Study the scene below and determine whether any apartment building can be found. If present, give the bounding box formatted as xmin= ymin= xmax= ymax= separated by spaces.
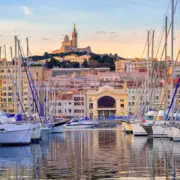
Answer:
xmin=49 ymin=91 xmax=86 ymax=117
xmin=0 ymin=60 xmax=29 ymax=113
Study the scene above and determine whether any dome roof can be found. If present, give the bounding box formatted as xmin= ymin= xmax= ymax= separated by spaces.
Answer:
xmin=64 ymin=35 xmax=69 ymax=42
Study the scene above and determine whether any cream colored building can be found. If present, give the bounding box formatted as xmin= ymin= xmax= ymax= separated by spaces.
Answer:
xmin=0 ymin=60 xmax=29 ymax=113
xmin=115 ymin=58 xmax=148 ymax=73
xmin=115 ymin=59 xmax=126 ymax=72
xmin=59 ymin=54 xmax=91 ymax=64
xmin=86 ymin=86 xmax=128 ymax=119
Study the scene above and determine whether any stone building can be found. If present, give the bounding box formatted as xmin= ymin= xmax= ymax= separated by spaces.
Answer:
xmin=52 ymin=24 xmax=92 ymax=54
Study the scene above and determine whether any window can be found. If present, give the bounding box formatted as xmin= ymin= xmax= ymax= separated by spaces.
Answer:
xmin=69 ymin=102 xmax=71 ymax=105
xmin=58 ymin=110 xmax=61 ymax=113
xmin=65 ymin=109 xmax=66 ymax=112
xmin=132 ymin=96 xmax=135 ymax=100
xmin=74 ymin=97 xmax=80 ymax=101
xmin=120 ymin=104 xmax=124 ymax=108
xmin=69 ymin=109 xmax=71 ymax=113
xmin=74 ymin=102 xmax=82 ymax=106
xmin=129 ymin=102 xmax=131 ymax=106
xmin=120 ymin=99 xmax=124 ymax=102
xmin=59 ymin=103 xmax=61 ymax=106
xmin=74 ymin=109 xmax=82 ymax=113
xmin=89 ymin=103 xmax=93 ymax=109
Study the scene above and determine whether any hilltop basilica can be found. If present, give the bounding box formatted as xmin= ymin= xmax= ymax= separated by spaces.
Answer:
xmin=52 ymin=24 xmax=92 ymax=54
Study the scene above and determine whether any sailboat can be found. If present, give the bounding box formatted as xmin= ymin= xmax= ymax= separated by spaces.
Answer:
xmin=0 ymin=114 xmax=33 ymax=145
xmin=0 ymin=42 xmax=33 ymax=145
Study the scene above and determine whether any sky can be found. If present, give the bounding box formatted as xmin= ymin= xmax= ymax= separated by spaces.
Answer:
xmin=0 ymin=0 xmax=179 ymax=58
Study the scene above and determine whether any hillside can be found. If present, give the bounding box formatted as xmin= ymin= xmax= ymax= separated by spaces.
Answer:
xmin=29 ymin=52 xmax=126 ymax=70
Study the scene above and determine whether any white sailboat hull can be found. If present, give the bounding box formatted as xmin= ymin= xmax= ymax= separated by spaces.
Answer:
xmin=31 ymin=124 xmax=42 ymax=142
xmin=0 ymin=124 xmax=32 ymax=145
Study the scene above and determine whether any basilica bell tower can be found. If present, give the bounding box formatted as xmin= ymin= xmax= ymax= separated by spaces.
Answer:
xmin=72 ymin=24 xmax=78 ymax=48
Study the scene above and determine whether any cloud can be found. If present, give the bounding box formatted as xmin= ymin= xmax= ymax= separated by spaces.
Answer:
xmin=41 ymin=37 xmax=51 ymax=41
xmin=93 ymin=31 xmax=117 ymax=36
xmin=93 ymin=31 xmax=108 ymax=35
xmin=22 ymin=6 xmax=31 ymax=16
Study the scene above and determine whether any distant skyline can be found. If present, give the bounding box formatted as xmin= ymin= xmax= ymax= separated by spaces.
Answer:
xmin=0 ymin=0 xmax=179 ymax=59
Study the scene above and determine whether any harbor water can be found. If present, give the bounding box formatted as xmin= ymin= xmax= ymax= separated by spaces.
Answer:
xmin=0 ymin=128 xmax=180 ymax=179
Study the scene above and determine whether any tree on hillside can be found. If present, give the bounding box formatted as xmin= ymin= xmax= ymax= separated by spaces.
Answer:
xmin=71 ymin=62 xmax=80 ymax=68
xmin=44 ymin=52 xmax=49 ymax=57
xmin=45 ymin=57 xmax=60 ymax=68
xmin=82 ymin=60 xmax=89 ymax=68
xmin=89 ymin=60 xmax=99 ymax=68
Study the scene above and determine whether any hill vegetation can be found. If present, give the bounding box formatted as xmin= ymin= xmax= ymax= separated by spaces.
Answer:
xmin=30 ymin=52 xmax=125 ymax=70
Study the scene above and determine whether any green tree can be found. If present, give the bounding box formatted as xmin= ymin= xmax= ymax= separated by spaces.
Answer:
xmin=71 ymin=62 xmax=80 ymax=68
xmin=82 ymin=60 xmax=89 ymax=68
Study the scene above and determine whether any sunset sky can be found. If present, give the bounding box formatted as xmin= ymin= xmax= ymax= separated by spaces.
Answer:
xmin=0 ymin=0 xmax=179 ymax=59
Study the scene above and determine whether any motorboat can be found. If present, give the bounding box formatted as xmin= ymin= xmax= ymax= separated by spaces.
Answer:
xmin=51 ymin=121 xmax=67 ymax=133
xmin=64 ymin=119 xmax=99 ymax=129
xmin=141 ymin=110 xmax=168 ymax=138
xmin=131 ymin=119 xmax=147 ymax=136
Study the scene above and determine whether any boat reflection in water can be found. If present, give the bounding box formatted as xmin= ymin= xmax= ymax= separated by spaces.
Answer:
xmin=0 ymin=130 xmax=180 ymax=179
xmin=0 ymin=140 xmax=51 ymax=179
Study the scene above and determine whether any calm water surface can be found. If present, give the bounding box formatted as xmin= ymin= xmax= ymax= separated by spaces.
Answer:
xmin=0 ymin=129 xmax=180 ymax=179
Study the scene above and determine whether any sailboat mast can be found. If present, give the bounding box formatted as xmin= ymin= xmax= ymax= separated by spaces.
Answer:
xmin=17 ymin=40 xmax=22 ymax=113
xmin=171 ymin=0 xmax=174 ymax=102
xmin=14 ymin=36 xmax=17 ymax=114
xmin=164 ymin=16 xmax=168 ymax=121
xmin=10 ymin=46 xmax=15 ymax=114
xmin=150 ymin=30 xmax=155 ymax=108
xmin=4 ymin=45 xmax=9 ymax=113
xmin=26 ymin=37 xmax=31 ymax=114
xmin=147 ymin=30 xmax=150 ymax=111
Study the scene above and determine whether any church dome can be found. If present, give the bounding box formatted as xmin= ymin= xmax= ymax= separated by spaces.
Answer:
xmin=64 ymin=35 xmax=69 ymax=42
